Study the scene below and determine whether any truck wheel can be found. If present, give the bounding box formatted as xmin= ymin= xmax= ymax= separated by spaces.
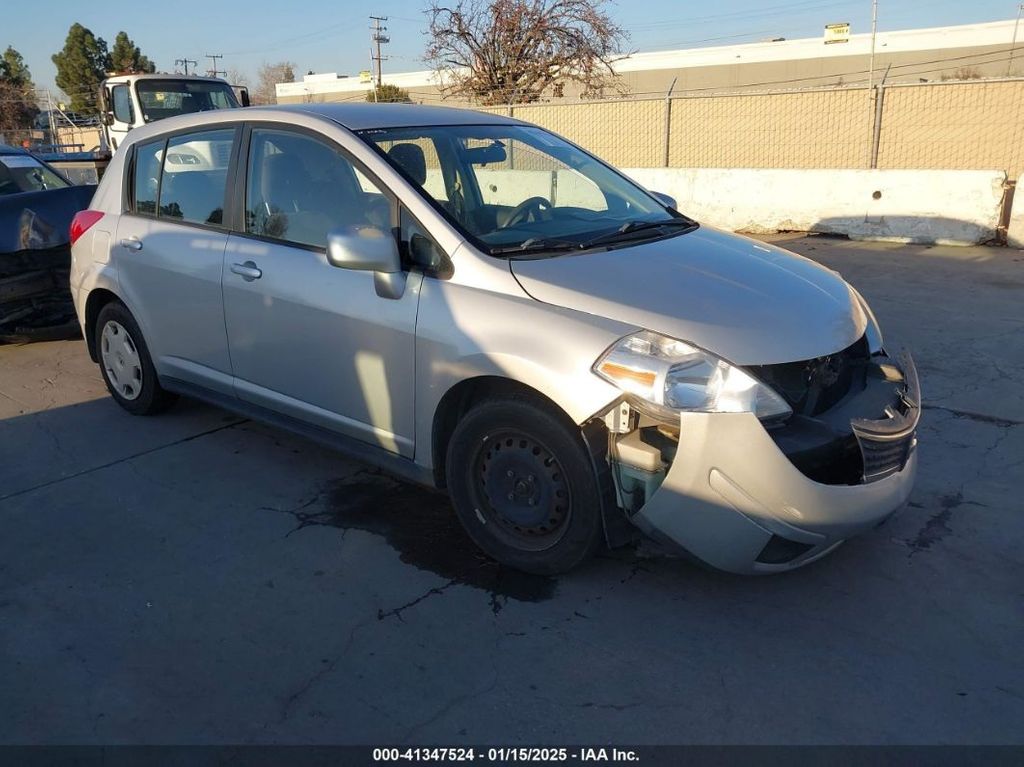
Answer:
xmin=95 ymin=301 xmax=176 ymax=416
xmin=445 ymin=396 xmax=604 ymax=574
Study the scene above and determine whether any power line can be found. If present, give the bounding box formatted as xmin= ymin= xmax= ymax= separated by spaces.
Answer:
xmin=175 ymin=58 xmax=198 ymax=76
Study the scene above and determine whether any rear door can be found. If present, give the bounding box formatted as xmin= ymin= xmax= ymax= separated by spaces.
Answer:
xmin=114 ymin=126 xmax=238 ymax=393
xmin=222 ymin=125 xmax=421 ymax=456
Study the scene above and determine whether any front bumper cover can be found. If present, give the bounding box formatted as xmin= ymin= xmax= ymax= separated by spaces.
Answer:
xmin=630 ymin=353 xmax=919 ymax=574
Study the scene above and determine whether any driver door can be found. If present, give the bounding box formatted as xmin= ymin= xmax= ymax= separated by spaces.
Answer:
xmin=222 ymin=126 xmax=422 ymax=457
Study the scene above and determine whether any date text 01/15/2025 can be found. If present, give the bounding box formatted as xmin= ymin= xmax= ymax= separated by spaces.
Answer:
xmin=372 ymin=747 xmax=641 ymax=762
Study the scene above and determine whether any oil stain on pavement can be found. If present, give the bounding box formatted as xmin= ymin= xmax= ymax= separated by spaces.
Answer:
xmin=267 ymin=470 xmax=556 ymax=612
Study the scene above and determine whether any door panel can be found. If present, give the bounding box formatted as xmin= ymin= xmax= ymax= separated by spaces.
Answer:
xmin=222 ymin=126 xmax=421 ymax=456
xmin=115 ymin=215 xmax=231 ymax=391
xmin=113 ymin=129 xmax=236 ymax=393
xmin=223 ymin=235 xmax=422 ymax=455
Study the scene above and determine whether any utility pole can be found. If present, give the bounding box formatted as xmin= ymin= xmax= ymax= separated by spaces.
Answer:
xmin=866 ymin=0 xmax=879 ymax=168
xmin=175 ymin=58 xmax=197 ymax=76
xmin=867 ymin=0 xmax=878 ymax=93
xmin=205 ymin=53 xmax=225 ymax=79
xmin=370 ymin=15 xmax=390 ymax=87
xmin=1009 ymin=4 xmax=1024 ymax=77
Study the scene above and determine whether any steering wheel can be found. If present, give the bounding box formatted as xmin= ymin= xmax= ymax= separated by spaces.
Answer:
xmin=503 ymin=196 xmax=553 ymax=228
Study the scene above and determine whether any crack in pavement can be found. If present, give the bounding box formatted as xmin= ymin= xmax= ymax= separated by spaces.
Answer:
xmin=903 ymin=489 xmax=975 ymax=555
xmin=0 ymin=419 xmax=248 ymax=503
xmin=378 ymin=580 xmax=458 ymax=622
xmin=922 ymin=404 xmax=1023 ymax=428
xmin=278 ymin=612 xmax=378 ymax=724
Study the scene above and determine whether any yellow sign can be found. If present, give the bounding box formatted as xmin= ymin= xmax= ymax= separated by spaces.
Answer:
xmin=359 ymin=70 xmax=372 ymax=83
xmin=824 ymin=22 xmax=850 ymax=44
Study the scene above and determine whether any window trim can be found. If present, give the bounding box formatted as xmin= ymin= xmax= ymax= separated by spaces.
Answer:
xmin=122 ymin=125 xmax=240 ymax=234
xmin=231 ymin=121 xmax=401 ymax=254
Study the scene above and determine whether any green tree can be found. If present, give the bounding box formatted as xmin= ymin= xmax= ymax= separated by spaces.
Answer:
xmin=0 ymin=46 xmax=37 ymax=130
xmin=366 ymin=83 xmax=412 ymax=103
xmin=109 ymin=31 xmax=155 ymax=75
xmin=1 ymin=46 xmax=33 ymax=88
xmin=51 ymin=23 xmax=110 ymax=114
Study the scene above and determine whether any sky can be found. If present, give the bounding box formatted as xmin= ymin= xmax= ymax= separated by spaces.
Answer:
xmin=3 ymin=0 xmax=1021 ymax=96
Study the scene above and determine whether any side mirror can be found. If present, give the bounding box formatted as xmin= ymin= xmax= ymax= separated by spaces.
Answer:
xmin=237 ymin=87 xmax=250 ymax=107
xmin=327 ymin=227 xmax=400 ymax=273
xmin=101 ymin=111 xmax=114 ymax=126
xmin=650 ymin=191 xmax=677 ymax=210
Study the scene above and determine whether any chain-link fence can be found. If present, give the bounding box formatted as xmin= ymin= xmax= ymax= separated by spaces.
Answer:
xmin=473 ymin=77 xmax=1024 ymax=180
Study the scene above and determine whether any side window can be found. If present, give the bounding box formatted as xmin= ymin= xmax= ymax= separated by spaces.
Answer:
xmin=157 ymin=129 xmax=234 ymax=225
xmin=132 ymin=139 xmax=164 ymax=215
xmin=245 ymin=128 xmax=393 ymax=249
xmin=111 ymin=84 xmax=134 ymax=124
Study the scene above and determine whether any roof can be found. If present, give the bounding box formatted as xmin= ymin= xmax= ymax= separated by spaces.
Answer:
xmin=0 ymin=144 xmax=28 ymax=155
xmin=267 ymin=103 xmax=520 ymax=130
xmin=102 ymin=73 xmax=231 ymax=83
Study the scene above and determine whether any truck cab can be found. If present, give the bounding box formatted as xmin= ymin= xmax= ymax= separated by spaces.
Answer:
xmin=99 ymin=74 xmax=249 ymax=151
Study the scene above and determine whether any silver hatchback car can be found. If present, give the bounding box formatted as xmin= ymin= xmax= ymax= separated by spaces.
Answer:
xmin=70 ymin=104 xmax=919 ymax=575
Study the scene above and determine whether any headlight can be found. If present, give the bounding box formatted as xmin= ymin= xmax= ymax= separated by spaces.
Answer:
xmin=593 ymin=330 xmax=792 ymax=422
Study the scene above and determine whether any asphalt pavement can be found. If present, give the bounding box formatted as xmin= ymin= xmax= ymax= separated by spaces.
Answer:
xmin=1 ymin=234 xmax=1021 ymax=745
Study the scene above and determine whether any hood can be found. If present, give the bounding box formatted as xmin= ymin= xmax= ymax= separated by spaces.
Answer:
xmin=510 ymin=226 xmax=866 ymax=366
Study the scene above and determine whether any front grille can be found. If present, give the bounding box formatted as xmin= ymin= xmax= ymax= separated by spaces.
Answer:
xmin=747 ymin=335 xmax=870 ymax=416
xmin=857 ymin=432 xmax=915 ymax=481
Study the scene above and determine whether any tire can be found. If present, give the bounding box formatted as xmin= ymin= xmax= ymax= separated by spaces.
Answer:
xmin=445 ymin=396 xmax=604 ymax=575
xmin=95 ymin=301 xmax=177 ymax=416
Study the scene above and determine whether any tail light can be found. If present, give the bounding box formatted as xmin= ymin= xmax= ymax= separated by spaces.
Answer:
xmin=70 ymin=210 xmax=104 ymax=246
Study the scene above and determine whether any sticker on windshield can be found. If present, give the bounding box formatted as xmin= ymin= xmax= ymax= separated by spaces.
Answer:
xmin=0 ymin=155 xmax=44 ymax=169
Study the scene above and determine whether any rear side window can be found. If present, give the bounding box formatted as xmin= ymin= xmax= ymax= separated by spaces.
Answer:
xmin=131 ymin=129 xmax=235 ymax=224
xmin=157 ymin=129 xmax=235 ymax=225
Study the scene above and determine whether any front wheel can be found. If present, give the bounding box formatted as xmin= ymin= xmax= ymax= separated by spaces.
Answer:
xmin=445 ymin=397 xmax=604 ymax=574
xmin=95 ymin=301 xmax=177 ymax=416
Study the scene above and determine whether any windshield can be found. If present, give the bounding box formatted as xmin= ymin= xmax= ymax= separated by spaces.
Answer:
xmin=0 ymin=154 xmax=70 ymax=195
xmin=358 ymin=124 xmax=689 ymax=254
xmin=135 ymin=80 xmax=239 ymax=123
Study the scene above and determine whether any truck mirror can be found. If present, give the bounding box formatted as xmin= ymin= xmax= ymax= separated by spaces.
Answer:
xmin=238 ymin=88 xmax=250 ymax=107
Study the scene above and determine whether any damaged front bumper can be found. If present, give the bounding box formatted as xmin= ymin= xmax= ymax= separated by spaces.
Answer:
xmin=612 ymin=351 xmax=920 ymax=574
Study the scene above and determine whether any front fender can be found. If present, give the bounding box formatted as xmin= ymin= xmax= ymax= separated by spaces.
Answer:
xmin=413 ymin=276 xmax=634 ymax=470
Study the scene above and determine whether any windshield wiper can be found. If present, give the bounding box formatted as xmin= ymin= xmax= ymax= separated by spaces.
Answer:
xmin=578 ymin=218 xmax=698 ymax=249
xmin=489 ymin=237 xmax=582 ymax=255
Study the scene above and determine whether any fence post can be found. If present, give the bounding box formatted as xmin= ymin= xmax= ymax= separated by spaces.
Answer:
xmin=869 ymin=64 xmax=891 ymax=169
xmin=663 ymin=77 xmax=677 ymax=168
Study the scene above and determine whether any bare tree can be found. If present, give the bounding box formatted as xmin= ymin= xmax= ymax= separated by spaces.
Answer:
xmin=252 ymin=61 xmax=295 ymax=105
xmin=425 ymin=0 xmax=628 ymax=105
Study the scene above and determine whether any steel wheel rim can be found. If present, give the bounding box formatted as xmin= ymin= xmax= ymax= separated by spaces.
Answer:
xmin=100 ymin=320 xmax=143 ymax=401
xmin=472 ymin=430 xmax=572 ymax=552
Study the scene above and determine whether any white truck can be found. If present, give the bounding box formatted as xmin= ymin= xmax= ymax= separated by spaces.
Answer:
xmin=98 ymin=73 xmax=249 ymax=151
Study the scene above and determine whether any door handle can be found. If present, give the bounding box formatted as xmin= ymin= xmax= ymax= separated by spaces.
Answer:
xmin=230 ymin=261 xmax=262 ymax=281
xmin=120 ymin=237 xmax=143 ymax=251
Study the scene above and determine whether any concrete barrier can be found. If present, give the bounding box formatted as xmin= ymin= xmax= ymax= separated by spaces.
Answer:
xmin=623 ymin=168 xmax=1007 ymax=246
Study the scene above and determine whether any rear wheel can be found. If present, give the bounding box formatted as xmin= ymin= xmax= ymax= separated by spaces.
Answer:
xmin=446 ymin=397 xmax=604 ymax=574
xmin=95 ymin=301 xmax=176 ymax=415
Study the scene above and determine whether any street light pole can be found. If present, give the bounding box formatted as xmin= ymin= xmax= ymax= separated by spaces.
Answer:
xmin=1009 ymin=3 xmax=1024 ymax=77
